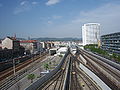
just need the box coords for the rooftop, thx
[7,36,17,41]
[101,32,120,37]
[20,40,37,43]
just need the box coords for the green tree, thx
[84,44,120,62]
[59,54,63,57]
[44,63,49,70]
[27,74,35,83]
[49,61,52,65]
[117,55,120,62]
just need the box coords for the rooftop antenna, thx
[14,33,16,40]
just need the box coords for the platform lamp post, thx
[13,58,16,75]
[39,50,41,58]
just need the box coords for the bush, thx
[27,74,35,83]
[44,63,49,70]
[59,54,63,57]
[84,44,120,62]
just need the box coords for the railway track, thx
[75,67,101,90]
[0,53,48,90]
[81,51,120,80]
[70,55,101,90]
[78,49,120,90]
[41,67,66,90]
[39,54,101,90]
[37,55,70,90]
[70,56,82,90]
[0,53,47,80]
[25,49,103,90]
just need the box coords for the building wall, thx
[20,43,34,54]
[41,42,47,49]
[101,32,120,54]
[82,26,86,46]
[20,41,42,54]
[53,41,60,47]
[37,42,42,52]
[2,38,13,49]
[82,23,100,46]
[13,41,20,51]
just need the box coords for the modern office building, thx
[101,32,120,54]
[82,23,100,46]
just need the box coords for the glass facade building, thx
[101,32,120,54]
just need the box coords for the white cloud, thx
[71,3,120,35]
[14,1,30,14]
[47,21,53,24]
[52,15,62,19]
[45,3,120,38]
[46,0,60,6]
[40,15,62,25]
[20,1,27,6]
[14,1,38,14]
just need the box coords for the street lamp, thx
[13,58,16,75]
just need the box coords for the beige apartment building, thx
[2,37,20,51]
[20,40,41,54]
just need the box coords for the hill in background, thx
[31,37,82,41]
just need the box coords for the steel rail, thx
[76,68,101,90]
[62,56,71,90]
[81,53,120,90]
[42,70,62,90]
[82,53,120,78]
[40,55,70,90]
[0,53,47,90]
[79,48,120,70]
[25,50,70,90]
[80,51,120,80]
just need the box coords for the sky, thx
[0,0,120,38]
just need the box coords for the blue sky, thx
[0,0,120,38]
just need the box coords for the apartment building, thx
[2,37,20,51]
[82,23,100,46]
[101,32,120,54]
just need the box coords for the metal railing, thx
[62,56,71,90]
